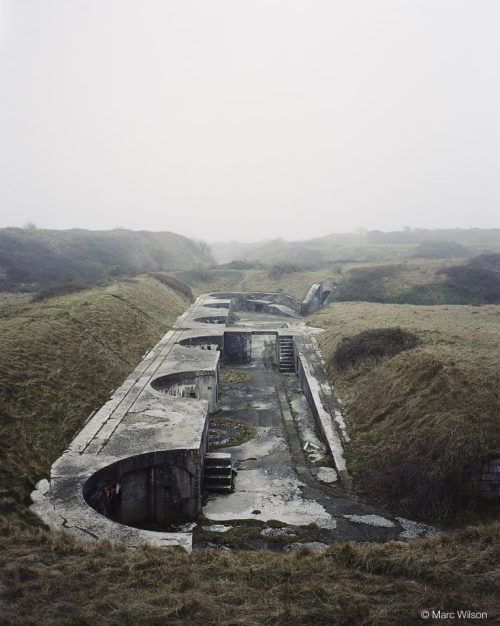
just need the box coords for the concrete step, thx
[204,467,232,476]
[205,473,232,483]
[205,452,232,465]
[205,482,232,493]
[204,452,232,492]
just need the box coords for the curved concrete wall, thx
[31,289,350,550]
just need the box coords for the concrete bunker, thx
[31,289,352,549]
[84,449,204,529]
[151,370,219,412]
[177,332,253,367]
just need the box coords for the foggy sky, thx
[0,1,499,243]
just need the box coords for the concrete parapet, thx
[296,353,350,487]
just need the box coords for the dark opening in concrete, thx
[83,450,203,530]
[151,371,199,400]
[194,316,227,325]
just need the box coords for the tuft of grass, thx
[209,418,256,449]
[0,520,499,625]
[220,369,253,384]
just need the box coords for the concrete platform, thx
[31,291,436,550]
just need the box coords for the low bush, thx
[435,254,500,304]
[330,265,403,303]
[332,327,420,371]
[226,259,265,270]
[413,240,473,258]
[268,262,301,278]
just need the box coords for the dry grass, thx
[309,302,500,518]
[1,521,500,625]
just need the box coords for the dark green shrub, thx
[436,256,500,304]
[226,260,265,270]
[268,262,300,278]
[330,265,402,303]
[332,327,420,371]
[413,240,473,258]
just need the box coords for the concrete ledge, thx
[297,354,350,487]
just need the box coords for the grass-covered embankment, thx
[0,276,190,525]
[309,302,500,519]
[2,278,500,624]
[175,266,336,299]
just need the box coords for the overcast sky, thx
[0,1,498,243]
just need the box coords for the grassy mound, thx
[328,254,500,306]
[332,327,419,371]
[0,228,213,291]
[0,276,189,525]
[309,302,500,519]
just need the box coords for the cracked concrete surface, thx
[202,325,438,543]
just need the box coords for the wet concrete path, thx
[201,313,438,548]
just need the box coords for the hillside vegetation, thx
[175,266,336,299]
[0,276,190,525]
[240,228,500,265]
[309,302,500,519]
[1,273,500,623]
[326,254,500,306]
[0,228,213,291]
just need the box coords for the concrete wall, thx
[301,280,336,314]
[151,368,219,413]
[297,352,350,487]
[84,442,208,528]
[223,331,252,363]
[471,456,500,500]
[208,292,303,314]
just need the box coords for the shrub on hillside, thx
[268,262,300,279]
[436,254,500,304]
[226,260,265,270]
[413,240,473,258]
[332,327,420,371]
[330,265,402,303]
[149,273,194,302]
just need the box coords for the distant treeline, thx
[366,228,500,245]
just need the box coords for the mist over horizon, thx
[1,1,499,241]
